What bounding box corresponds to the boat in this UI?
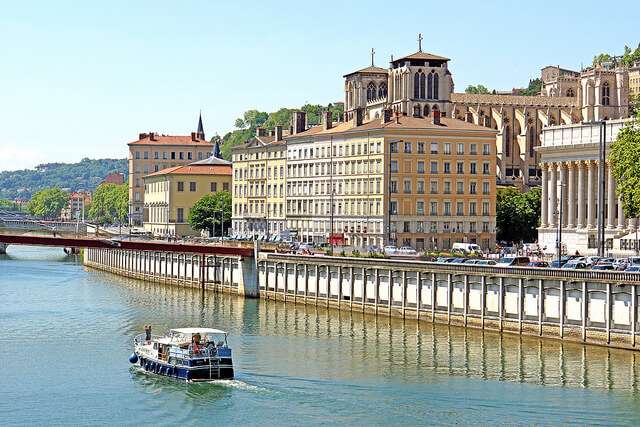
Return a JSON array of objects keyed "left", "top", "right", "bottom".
[{"left": 129, "top": 327, "right": 234, "bottom": 381}]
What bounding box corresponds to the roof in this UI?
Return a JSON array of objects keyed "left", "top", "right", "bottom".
[
  {"left": 232, "top": 134, "right": 288, "bottom": 151},
  {"left": 286, "top": 115, "right": 496, "bottom": 140},
  {"left": 392, "top": 51, "right": 450, "bottom": 64},
  {"left": 189, "top": 155, "right": 231, "bottom": 166},
  {"left": 144, "top": 163, "right": 231, "bottom": 178},
  {"left": 171, "top": 327, "right": 226, "bottom": 335},
  {"left": 343, "top": 66, "right": 388, "bottom": 77},
  {"left": 450, "top": 93, "right": 578, "bottom": 107},
  {"left": 128, "top": 134, "right": 213, "bottom": 146}
]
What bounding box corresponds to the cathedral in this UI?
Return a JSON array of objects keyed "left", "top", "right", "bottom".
[{"left": 343, "top": 36, "right": 630, "bottom": 187}]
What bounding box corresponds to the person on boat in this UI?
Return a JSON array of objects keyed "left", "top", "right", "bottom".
[{"left": 144, "top": 325, "right": 151, "bottom": 342}]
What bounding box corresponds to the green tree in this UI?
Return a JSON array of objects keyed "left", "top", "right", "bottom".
[
  {"left": 27, "top": 188, "right": 69, "bottom": 219},
  {"left": 264, "top": 107, "right": 295, "bottom": 129},
  {"left": 465, "top": 84, "right": 490, "bottom": 94},
  {"left": 496, "top": 187, "right": 541, "bottom": 243},
  {"left": 610, "top": 115, "right": 640, "bottom": 221},
  {"left": 188, "top": 191, "right": 232, "bottom": 237},
  {"left": 593, "top": 53, "right": 613, "bottom": 67},
  {"left": 521, "top": 78, "right": 542, "bottom": 96},
  {"left": 88, "top": 183, "right": 128, "bottom": 225}
]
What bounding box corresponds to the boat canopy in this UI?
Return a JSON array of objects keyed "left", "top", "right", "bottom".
[{"left": 170, "top": 327, "right": 227, "bottom": 335}]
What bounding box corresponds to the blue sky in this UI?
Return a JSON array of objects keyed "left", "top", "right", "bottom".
[{"left": 0, "top": 0, "right": 638, "bottom": 171}]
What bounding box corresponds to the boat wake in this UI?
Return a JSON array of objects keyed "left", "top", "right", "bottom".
[{"left": 204, "top": 379, "right": 267, "bottom": 392}]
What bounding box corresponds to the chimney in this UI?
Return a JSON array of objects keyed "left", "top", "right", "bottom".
[
  {"left": 433, "top": 110, "right": 441, "bottom": 125},
  {"left": 149, "top": 132, "right": 156, "bottom": 141},
  {"left": 352, "top": 107, "right": 364, "bottom": 127},
  {"left": 191, "top": 132, "right": 197, "bottom": 141},
  {"left": 274, "top": 125, "right": 283, "bottom": 141},
  {"left": 256, "top": 127, "right": 268, "bottom": 137},
  {"left": 381, "top": 109, "right": 392, "bottom": 124},
  {"left": 323, "top": 111, "right": 333, "bottom": 130},
  {"left": 394, "top": 111, "right": 401, "bottom": 124},
  {"left": 138, "top": 132, "right": 147, "bottom": 140},
  {"left": 292, "top": 111, "right": 306, "bottom": 135}
]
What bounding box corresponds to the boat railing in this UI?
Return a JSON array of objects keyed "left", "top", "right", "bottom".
[{"left": 133, "top": 333, "right": 164, "bottom": 346}]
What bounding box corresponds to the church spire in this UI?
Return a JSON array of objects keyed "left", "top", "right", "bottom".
[{"left": 196, "top": 111, "right": 205, "bottom": 140}]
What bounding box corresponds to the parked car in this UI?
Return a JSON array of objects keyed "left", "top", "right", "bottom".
[
  {"left": 626, "top": 265, "right": 640, "bottom": 272},
  {"left": 451, "top": 258, "right": 467, "bottom": 264},
  {"left": 476, "top": 259, "right": 497, "bottom": 266},
  {"left": 443, "top": 257, "right": 457, "bottom": 263},
  {"left": 614, "top": 258, "right": 629, "bottom": 270},
  {"left": 451, "top": 242, "right": 483, "bottom": 256},
  {"left": 383, "top": 246, "right": 398, "bottom": 255},
  {"left": 527, "top": 261, "right": 549, "bottom": 268},
  {"left": 592, "top": 263, "right": 615, "bottom": 270},
  {"left": 397, "top": 246, "right": 418, "bottom": 256},
  {"left": 496, "top": 256, "right": 530, "bottom": 267},
  {"left": 463, "top": 259, "right": 479, "bottom": 264},
  {"left": 629, "top": 257, "right": 640, "bottom": 266},
  {"left": 562, "top": 261, "right": 588, "bottom": 269}
]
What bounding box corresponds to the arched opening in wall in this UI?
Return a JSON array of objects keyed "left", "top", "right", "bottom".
[
  {"left": 413, "top": 105, "right": 422, "bottom": 117},
  {"left": 504, "top": 126, "right": 511, "bottom": 160},
  {"left": 378, "top": 82, "right": 387, "bottom": 98},
  {"left": 602, "top": 81, "right": 610, "bottom": 106},
  {"left": 528, "top": 127, "right": 536, "bottom": 158},
  {"left": 347, "top": 83, "right": 353, "bottom": 109},
  {"left": 427, "top": 72, "right": 433, "bottom": 99},
  {"left": 414, "top": 70, "right": 426, "bottom": 99},
  {"left": 367, "top": 82, "right": 377, "bottom": 101},
  {"left": 483, "top": 116, "right": 492, "bottom": 127},
  {"left": 566, "top": 88, "right": 575, "bottom": 97},
  {"left": 433, "top": 72, "right": 439, "bottom": 100},
  {"left": 423, "top": 105, "right": 430, "bottom": 116},
  {"left": 465, "top": 112, "right": 473, "bottom": 123}
]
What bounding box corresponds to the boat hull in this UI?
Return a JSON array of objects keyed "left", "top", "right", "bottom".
[{"left": 137, "top": 357, "right": 234, "bottom": 381}]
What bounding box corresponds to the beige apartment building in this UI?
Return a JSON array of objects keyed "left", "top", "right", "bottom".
[
  {"left": 127, "top": 115, "right": 213, "bottom": 225},
  {"left": 143, "top": 156, "right": 231, "bottom": 237},
  {"left": 231, "top": 127, "right": 288, "bottom": 238},
  {"left": 630, "top": 62, "right": 640, "bottom": 97}
]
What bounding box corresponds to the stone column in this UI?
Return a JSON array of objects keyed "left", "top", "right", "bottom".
[
  {"left": 607, "top": 163, "right": 616, "bottom": 229},
  {"left": 577, "top": 161, "right": 586, "bottom": 229},
  {"left": 548, "top": 163, "right": 557, "bottom": 227},
  {"left": 567, "top": 162, "right": 576, "bottom": 228},
  {"left": 540, "top": 165, "right": 548, "bottom": 228},
  {"left": 587, "top": 161, "right": 596, "bottom": 229},
  {"left": 618, "top": 197, "right": 626, "bottom": 229},
  {"left": 560, "top": 163, "right": 568, "bottom": 227}
]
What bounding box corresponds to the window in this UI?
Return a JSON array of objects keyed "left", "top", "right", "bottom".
[
  {"left": 469, "top": 222, "right": 477, "bottom": 233},
  {"left": 198, "top": 152, "right": 203, "bottom": 160},
  {"left": 456, "top": 202, "right": 464, "bottom": 216},
  {"left": 177, "top": 208, "right": 184, "bottom": 223},
  {"left": 211, "top": 182, "right": 218, "bottom": 192},
  {"left": 456, "top": 143, "right": 464, "bottom": 155},
  {"left": 414, "top": 70, "right": 426, "bottom": 99},
  {"left": 154, "top": 152, "right": 159, "bottom": 160},
  {"left": 482, "top": 222, "right": 489, "bottom": 232},
  {"left": 456, "top": 182, "right": 464, "bottom": 194},
  {"left": 482, "top": 202, "right": 490, "bottom": 216},
  {"left": 430, "top": 142, "right": 438, "bottom": 154},
  {"left": 470, "top": 182, "right": 477, "bottom": 194},
  {"left": 417, "top": 161, "right": 425, "bottom": 174},
  {"left": 470, "top": 162, "right": 477, "bottom": 174},
  {"left": 444, "top": 143, "right": 451, "bottom": 155},
  {"left": 189, "top": 182, "right": 196, "bottom": 192},
  {"left": 143, "top": 151, "right": 148, "bottom": 159},
  {"left": 444, "top": 181, "right": 451, "bottom": 194},
  {"left": 505, "top": 127, "right": 511, "bottom": 157},
  {"left": 483, "top": 182, "right": 490, "bottom": 195},
  {"left": 403, "top": 221, "right": 411, "bottom": 232},
  {"left": 430, "top": 181, "right": 438, "bottom": 194},
  {"left": 390, "top": 142, "right": 398, "bottom": 153},
  {"left": 444, "top": 162, "right": 450, "bottom": 174},
  {"left": 417, "top": 142, "right": 425, "bottom": 154},
  {"left": 223, "top": 183, "right": 229, "bottom": 191},
  {"left": 416, "top": 221, "right": 424, "bottom": 233},
  {"left": 154, "top": 165, "right": 159, "bottom": 172},
  {"left": 404, "top": 142, "right": 412, "bottom": 153},
  {"left": 430, "top": 161, "right": 438, "bottom": 173},
  {"left": 529, "top": 128, "right": 536, "bottom": 157},
  {"left": 470, "top": 201, "right": 477, "bottom": 216},
  {"left": 483, "top": 162, "right": 490, "bottom": 175},
  {"left": 427, "top": 72, "right": 433, "bottom": 99},
  {"left": 390, "top": 201, "right": 398, "bottom": 215},
  {"left": 566, "top": 88, "right": 575, "bottom": 97},
  {"left": 367, "top": 82, "right": 377, "bottom": 101},
  {"left": 417, "top": 180, "right": 425, "bottom": 194},
  {"left": 403, "top": 180, "right": 411, "bottom": 194},
  {"left": 390, "top": 160, "right": 398, "bottom": 173},
  {"left": 417, "top": 201, "right": 424, "bottom": 215},
  {"left": 378, "top": 83, "right": 387, "bottom": 98},
  {"left": 602, "top": 82, "right": 610, "bottom": 106},
  {"left": 483, "top": 144, "right": 490, "bottom": 155},
  {"left": 135, "top": 151, "right": 140, "bottom": 160},
  {"left": 171, "top": 152, "right": 176, "bottom": 160},
  {"left": 177, "top": 181, "right": 184, "bottom": 192},
  {"left": 179, "top": 152, "right": 184, "bottom": 160},
  {"left": 433, "top": 72, "right": 439, "bottom": 99},
  {"left": 430, "top": 201, "right": 438, "bottom": 216},
  {"left": 444, "top": 202, "right": 451, "bottom": 216},
  {"left": 470, "top": 144, "right": 477, "bottom": 155},
  {"left": 390, "top": 181, "right": 398, "bottom": 193},
  {"left": 456, "top": 162, "right": 464, "bottom": 174}
]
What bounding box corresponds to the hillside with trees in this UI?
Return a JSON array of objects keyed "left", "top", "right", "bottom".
[
  {"left": 219, "top": 103, "right": 344, "bottom": 160},
  {"left": 0, "top": 158, "right": 127, "bottom": 200}
]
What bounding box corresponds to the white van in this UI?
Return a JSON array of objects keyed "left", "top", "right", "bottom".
[{"left": 451, "top": 243, "right": 483, "bottom": 255}]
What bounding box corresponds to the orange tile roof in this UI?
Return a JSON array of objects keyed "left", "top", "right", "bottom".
[
  {"left": 343, "top": 66, "right": 388, "bottom": 77},
  {"left": 392, "top": 51, "right": 450, "bottom": 63},
  {"left": 451, "top": 93, "right": 578, "bottom": 107},
  {"left": 128, "top": 134, "right": 213, "bottom": 146},
  {"left": 144, "top": 164, "right": 231, "bottom": 178}
]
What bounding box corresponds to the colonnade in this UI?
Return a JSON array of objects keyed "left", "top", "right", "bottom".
[{"left": 540, "top": 160, "right": 634, "bottom": 231}]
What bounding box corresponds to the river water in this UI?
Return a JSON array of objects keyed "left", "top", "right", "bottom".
[{"left": 1, "top": 246, "right": 640, "bottom": 426}]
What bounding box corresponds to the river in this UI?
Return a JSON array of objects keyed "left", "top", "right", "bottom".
[{"left": 1, "top": 246, "right": 640, "bottom": 426}]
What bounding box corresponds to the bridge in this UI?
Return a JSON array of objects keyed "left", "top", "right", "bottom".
[{"left": 0, "top": 233, "right": 254, "bottom": 257}]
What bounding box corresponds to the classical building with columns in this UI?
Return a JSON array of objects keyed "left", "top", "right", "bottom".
[{"left": 537, "top": 118, "right": 636, "bottom": 255}]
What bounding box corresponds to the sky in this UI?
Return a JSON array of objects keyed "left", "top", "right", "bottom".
[{"left": 1, "top": 0, "right": 639, "bottom": 171}]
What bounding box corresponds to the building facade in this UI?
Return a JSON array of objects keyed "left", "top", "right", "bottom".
[
  {"left": 629, "top": 62, "right": 640, "bottom": 98},
  {"left": 143, "top": 157, "right": 231, "bottom": 237},
  {"left": 127, "top": 115, "right": 213, "bottom": 225},
  {"left": 537, "top": 118, "right": 637, "bottom": 255},
  {"left": 231, "top": 127, "right": 288, "bottom": 238},
  {"left": 60, "top": 191, "right": 92, "bottom": 221}
]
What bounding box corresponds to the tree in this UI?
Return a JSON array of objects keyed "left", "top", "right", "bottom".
[
  {"left": 593, "top": 53, "right": 613, "bottom": 67},
  {"left": 88, "top": 183, "right": 128, "bottom": 225},
  {"left": 188, "top": 191, "right": 232, "bottom": 237},
  {"left": 610, "top": 115, "right": 640, "bottom": 221},
  {"left": 521, "top": 78, "right": 542, "bottom": 96},
  {"left": 496, "top": 187, "right": 541, "bottom": 243},
  {"left": 27, "top": 188, "right": 69, "bottom": 219},
  {"left": 465, "top": 85, "right": 490, "bottom": 94}
]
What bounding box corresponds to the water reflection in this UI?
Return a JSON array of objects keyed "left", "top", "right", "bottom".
[{"left": 101, "top": 268, "right": 640, "bottom": 393}]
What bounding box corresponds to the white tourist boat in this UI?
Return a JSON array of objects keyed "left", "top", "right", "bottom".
[{"left": 129, "top": 327, "right": 234, "bottom": 381}]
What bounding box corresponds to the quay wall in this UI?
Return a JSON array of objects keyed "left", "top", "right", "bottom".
[
  {"left": 84, "top": 247, "right": 256, "bottom": 296},
  {"left": 258, "top": 254, "right": 640, "bottom": 351}
]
